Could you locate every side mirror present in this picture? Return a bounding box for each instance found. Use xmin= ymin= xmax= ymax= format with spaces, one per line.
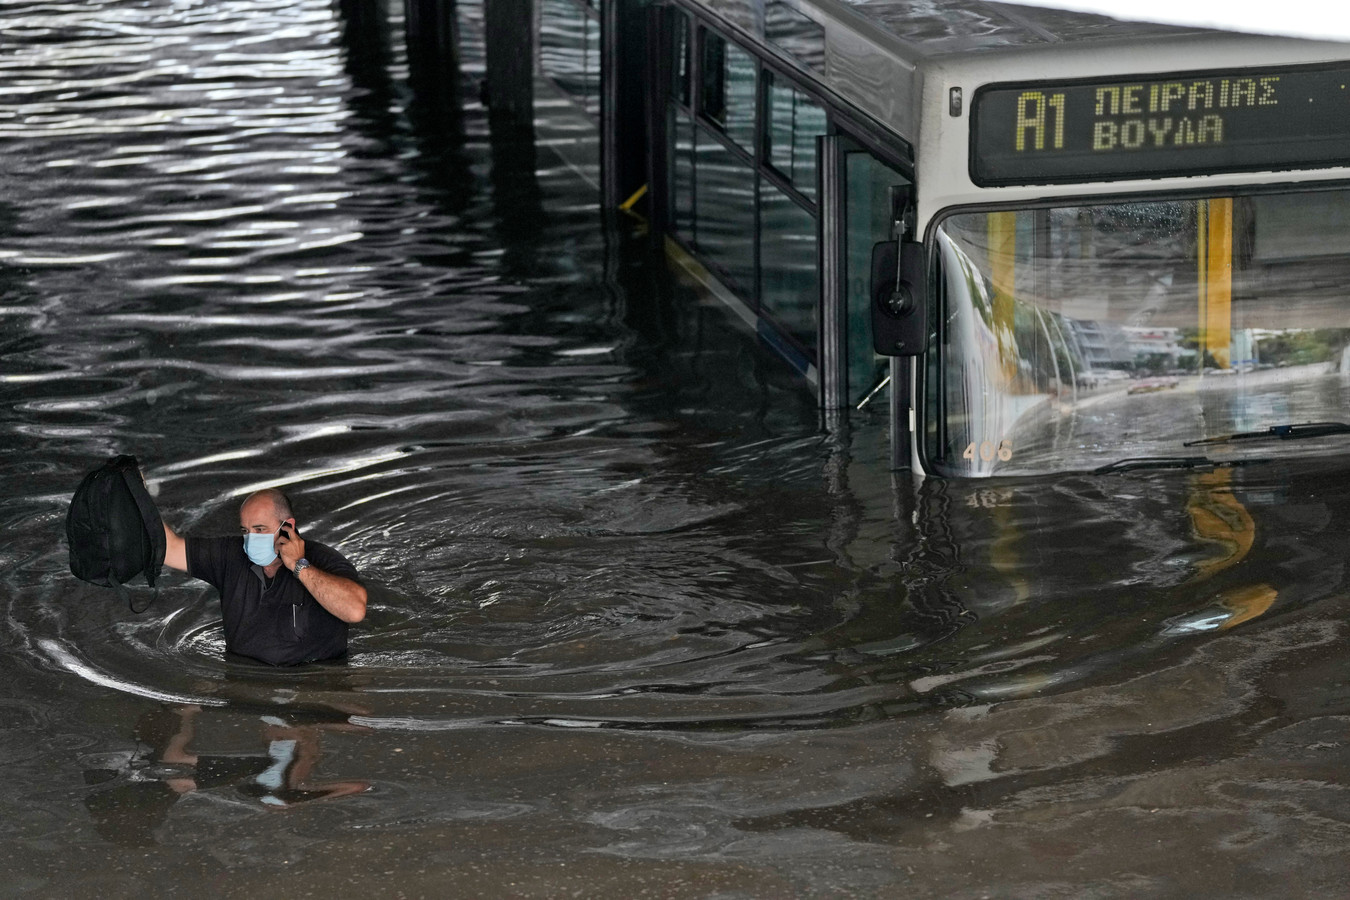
xmin=870 ymin=240 xmax=927 ymax=356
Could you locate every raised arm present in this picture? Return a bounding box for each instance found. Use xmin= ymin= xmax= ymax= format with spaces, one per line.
xmin=163 ymin=522 xmax=187 ymax=572
xmin=276 ymin=524 xmax=367 ymax=623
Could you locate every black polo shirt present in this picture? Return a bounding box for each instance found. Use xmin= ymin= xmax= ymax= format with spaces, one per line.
xmin=186 ymin=536 xmax=360 ymax=666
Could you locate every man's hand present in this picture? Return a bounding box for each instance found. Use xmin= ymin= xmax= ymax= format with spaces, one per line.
xmin=275 ymin=519 xmax=366 ymax=623
xmin=275 ymin=520 xmax=306 ymax=571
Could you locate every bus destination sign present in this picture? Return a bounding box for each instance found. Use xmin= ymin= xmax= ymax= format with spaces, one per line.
xmin=970 ymin=63 xmax=1350 ymax=186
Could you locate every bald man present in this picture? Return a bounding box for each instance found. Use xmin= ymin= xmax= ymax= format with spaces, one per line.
xmin=163 ymin=489 xmax=366 ymax=666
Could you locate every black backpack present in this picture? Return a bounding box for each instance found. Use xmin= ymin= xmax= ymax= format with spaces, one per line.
xmin=66 ymin=455 xmax=166 ymax=612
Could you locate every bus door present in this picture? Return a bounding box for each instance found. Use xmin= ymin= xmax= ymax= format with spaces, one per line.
xmin=821 ymin=136 xmax=912 ymax=450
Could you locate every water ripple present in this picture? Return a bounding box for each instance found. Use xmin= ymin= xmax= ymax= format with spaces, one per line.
xmin=1 ymin=6 xmax=1348 ymax=857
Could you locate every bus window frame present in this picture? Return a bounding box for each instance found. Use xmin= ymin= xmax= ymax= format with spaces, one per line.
xmin=661 ymin=0 xmax=915 ymax=179
xmin=761 ymin=68 xmax=824 ymax=210
xmin=657 ymin=1 xmax=918 ymax=385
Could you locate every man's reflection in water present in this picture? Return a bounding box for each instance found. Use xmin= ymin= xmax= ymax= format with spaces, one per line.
xmin=238 ymin=712 xmax=371 ymax=808
xmin=84 ymin=703 xmax=370 ymax=845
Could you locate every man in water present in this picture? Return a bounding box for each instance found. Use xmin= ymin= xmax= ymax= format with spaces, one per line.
xmin=162 ymin=488 xmax=366 ymax=665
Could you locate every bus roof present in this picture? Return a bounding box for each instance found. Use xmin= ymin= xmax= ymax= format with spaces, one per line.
xmin=694 ymin=0 xmax=1214 ymax=64
xmin=689 ymin=1 xmax=1348 ymax=134
xmin=821 ymin=0 xmax=1213 ymax=55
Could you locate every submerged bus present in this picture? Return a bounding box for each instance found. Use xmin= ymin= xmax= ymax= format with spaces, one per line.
xmin=537 ymin=0 xmax=1350 ymax=477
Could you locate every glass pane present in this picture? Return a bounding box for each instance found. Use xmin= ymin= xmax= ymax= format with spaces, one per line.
xmin=671 ymin=12 xmax=691 ymax=107
xmin=723 ymin=42 xmax=757 ymax=150
xmin=695 ymin=130 xmax=755 ymax=293
xmin=929 ymin=189 xmax=1350 ymax=476
xmin=767 ymin=75 xmax=793 ymax=176
xmin=700 ymin=31 xmax=726 ymax=125
xmin=845 ymin=153 xmax=907 ymax=405
xmin=792 ymin=97 xmax=825 ymax=198
xmin=670 ymin=109 xmax=695 ymax=243
xmin=766 ymin=72 xmax=826 ymax=201
xmin=700 ymin=31 xmax=755 ymax=151
xmin=760 ymin=178 xmax=818 ymax=354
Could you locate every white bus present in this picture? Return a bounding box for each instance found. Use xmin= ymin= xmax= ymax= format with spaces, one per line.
xmin=542 ymin=0 xmax=1350 ymax=477
xmin=914 ymin=21 xmax=1350 ymax=477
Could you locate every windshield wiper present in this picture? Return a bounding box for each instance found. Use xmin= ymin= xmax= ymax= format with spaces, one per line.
xmin=1092 ymin=455 xmax=1219 ymax=474
xmin=1184 ymin=422 xmax=1350 ymax=447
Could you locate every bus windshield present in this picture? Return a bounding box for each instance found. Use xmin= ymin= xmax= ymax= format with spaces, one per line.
xmin=926 ymin=186 xmax=1350 ymax=476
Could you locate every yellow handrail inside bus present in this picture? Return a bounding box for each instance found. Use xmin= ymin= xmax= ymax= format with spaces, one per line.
xmin=619 ymin=183 xmax=648 ymax=211
xmin=988 ymin=210 xmax=1019 ymax=384
xmin=1198 ymin=198 xmax=1233 ymax=369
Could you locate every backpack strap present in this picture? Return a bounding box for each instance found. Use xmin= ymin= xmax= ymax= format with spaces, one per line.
xmin=117 ymin=460 xmax=165 ymax=587
xmin=107 ymin=569 xmax=157 ymax=614
xmin=109 ymin=457 xmax=164 ymax=613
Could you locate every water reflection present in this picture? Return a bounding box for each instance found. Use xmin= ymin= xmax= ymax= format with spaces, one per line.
xmin=1 ymin=0 xmax=1349 ymax=892
xmin=84 ymin=701 xmax=370 ymax=845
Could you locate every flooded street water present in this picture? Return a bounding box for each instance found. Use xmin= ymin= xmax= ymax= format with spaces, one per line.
xmin=2 ymin=1 xmax=1350 ymax=896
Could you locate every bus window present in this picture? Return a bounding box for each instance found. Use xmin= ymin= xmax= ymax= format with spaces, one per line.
xmin=670 ymin=109 xmax=695 ymax=243
xmin=699 ymin=30 xmax=756 ymax=151
xmin=760 ymin=177 xmax=818 ymax=354
xmin=759 ymin=71 xmax=827 ymax=359
xmin=927 ymin=187 xmax=1350 ymax=476
xmin=695 ymin=129 xmax=755 ymax=294
xmin=764 ymin=70 xmax=826 ymax=202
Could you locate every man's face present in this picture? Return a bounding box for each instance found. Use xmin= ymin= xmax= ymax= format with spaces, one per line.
xmin=239 ymin=497 xmax=284 ymax=537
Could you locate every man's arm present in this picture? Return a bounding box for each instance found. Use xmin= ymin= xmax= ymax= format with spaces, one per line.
xmin=276 ymin=524 xmax=366 ymax=623
xmin=295 ymin=564 xmax=367 ymax=624
xmin=164 ymin=523 xmax=187 ymax=572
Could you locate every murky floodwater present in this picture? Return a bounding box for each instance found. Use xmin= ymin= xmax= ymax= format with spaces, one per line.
xmin=2 ymin=1 xmax=1349 ymax=896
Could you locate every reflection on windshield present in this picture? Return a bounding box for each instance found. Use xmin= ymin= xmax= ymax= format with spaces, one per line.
xmin=926 ymin=190 xmax=1350 ymax=476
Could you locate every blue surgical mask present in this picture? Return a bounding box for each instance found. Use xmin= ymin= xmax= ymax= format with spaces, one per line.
xmin=244 ymin=530 xmax=278 ymax=566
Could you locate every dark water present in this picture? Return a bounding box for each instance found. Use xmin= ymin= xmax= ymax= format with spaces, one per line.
xmin=2 ymin=1 xmax=1350 ymax=896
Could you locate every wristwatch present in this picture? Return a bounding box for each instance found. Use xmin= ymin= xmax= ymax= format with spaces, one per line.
xmin=293 ymin=557 xmax=310 ymax=577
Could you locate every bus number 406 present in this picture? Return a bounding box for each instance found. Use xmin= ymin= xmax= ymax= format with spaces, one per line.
xmin=963 ymin=440 xmax=1013 ymax=462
